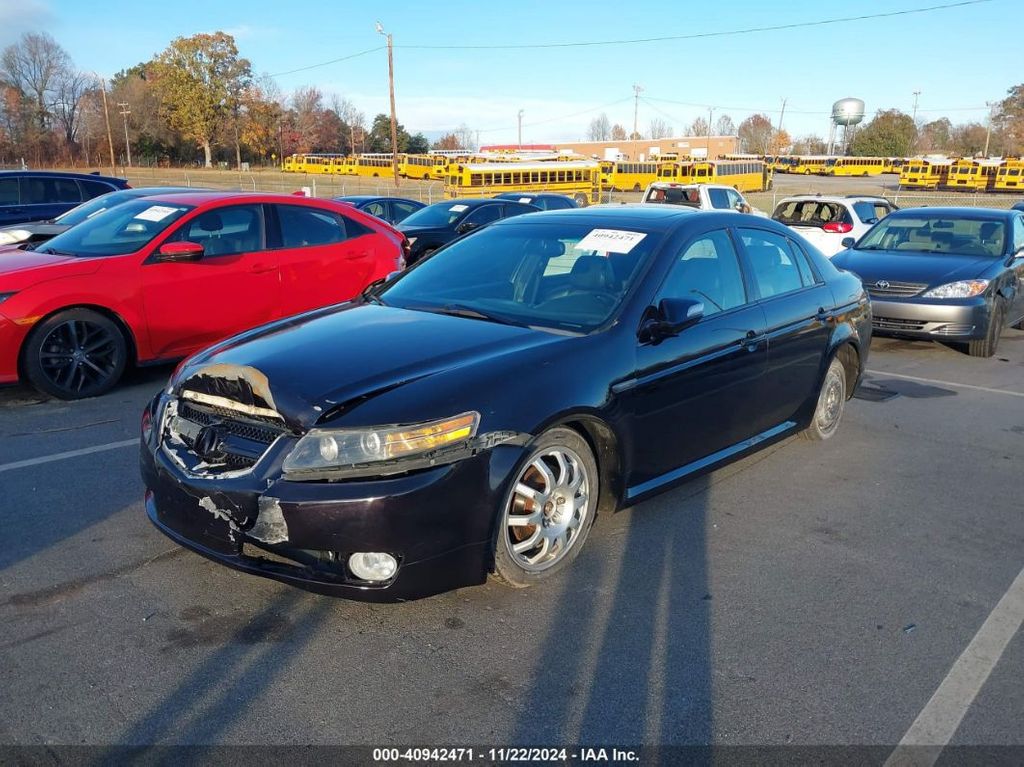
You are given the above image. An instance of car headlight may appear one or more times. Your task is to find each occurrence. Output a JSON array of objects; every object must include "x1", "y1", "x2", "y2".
[
  {"x1": 282, "y1": 411, "x2": 480, "y2": 478},
  {"x1": 921, "y1": 280, "x2": 989, "y2": 299},
  {"x1": 0, "y1": 230, "x2": 30, "y2": 245},
  {"x1": 0, "y1": 291, "x2": 16, "y2": 305}
]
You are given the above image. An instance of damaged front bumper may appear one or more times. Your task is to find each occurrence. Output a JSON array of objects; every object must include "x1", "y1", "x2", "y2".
[{"x1": 140, "y1": 394, "x2": 527, "y2": 601}]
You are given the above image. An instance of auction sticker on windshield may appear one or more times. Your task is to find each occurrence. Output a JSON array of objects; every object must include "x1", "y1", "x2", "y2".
[
  {"x1": 449, "y1": 204, "x2": 469, "y2": 212},
  {"x1": 134, "y1": 205, "x2": 182, "y2": 222},
  {"x1": 576, "y1": 229, "x2": 647, "y2": 254}
]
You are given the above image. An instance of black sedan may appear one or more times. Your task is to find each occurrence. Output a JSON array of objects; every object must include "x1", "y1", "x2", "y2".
[
  {"x1": 333, "y1": 195, "x2": 425, "y2": 226},
  {"x1": 832, "y1": 207, "x2": 1024, "y2": 357},
  {"x1": 494, "y1": 192, "x2": 578, "y2": 210},
  {"x1": 141, "y1": 207, "x2": 870, "y2": 601},
  {"x1": 0, "y1": 187, "x2": 201, "y2": 247},
  {"x1": 396, "y1": 197, "x2": 538, "y2": 265}
]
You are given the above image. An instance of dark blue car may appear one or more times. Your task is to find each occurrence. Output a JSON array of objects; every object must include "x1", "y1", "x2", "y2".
[
  {"x1": 0, "y1": 170, "x2": 129, "y2": 226},
  {"x1": 333, "y1": 196, "x2": 425, "y2": 226}
]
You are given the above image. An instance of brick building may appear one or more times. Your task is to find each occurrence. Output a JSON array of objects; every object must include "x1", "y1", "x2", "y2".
[{"x1": 553, "y1": 135, "x2": 738, "y2": 161}]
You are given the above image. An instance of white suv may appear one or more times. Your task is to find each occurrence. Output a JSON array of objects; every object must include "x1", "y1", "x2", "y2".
[
  {"x1": 641, "y1": 182, "x2": 768, "y2": 216},
  {"x1": 771, "y1": 195, "x2": 897, "y2": 256}
]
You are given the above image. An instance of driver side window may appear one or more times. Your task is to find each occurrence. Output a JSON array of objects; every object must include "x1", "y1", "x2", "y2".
[
  {"x1": 167, "y1": 205, "x2": 265, "y2": 257},
  {"x1": 657, "y1": 229, "x2": 747, "y2": 317},
  {"x1": 462, "y1": 205, "x2": 501, "y2": 228}
]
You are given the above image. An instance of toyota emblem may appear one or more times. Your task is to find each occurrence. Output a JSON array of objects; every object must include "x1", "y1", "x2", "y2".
[
  {"x1": 875, "y1": 280, "x2": 891, "y2": 290},
  {"x1": 194, "y1": 423, "x2": 228, "y2": 463}
]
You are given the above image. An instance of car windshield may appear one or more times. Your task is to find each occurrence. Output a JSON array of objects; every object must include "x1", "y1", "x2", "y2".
[
  {"x1": 53, "y1": 190, "x2": 136, "y2": 226},
  {"x1": 773, "y1": 200, "x2": 848, "y2": 227},
  {"x1": 399, "y1": 202, "x2": 471, "y2": 228},
  {"x1": 380, "y1": 221, "x2": 660, "y2": 332},
  {"x1": 36, "y1": 199, "x2": 194, "y2": 257},
  {"x1": 855, "y1": 215, "x2": 1006, "y2": 257}
]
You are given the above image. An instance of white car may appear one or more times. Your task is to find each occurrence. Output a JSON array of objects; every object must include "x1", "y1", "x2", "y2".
[
  {"x1": 639, "y1": 182, "x2": 768, "y2": 217},
  {"x1": 771, "y1": 194, "x2": 897, "y2": 257}
]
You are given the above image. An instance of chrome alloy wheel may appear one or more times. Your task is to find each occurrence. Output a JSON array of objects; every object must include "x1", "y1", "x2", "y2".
[{"x1": 504, "y1": 447, "x2": 590, "y2": 572}]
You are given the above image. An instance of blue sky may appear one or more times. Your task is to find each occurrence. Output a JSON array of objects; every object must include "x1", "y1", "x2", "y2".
[{"x1": 1, "y1": 0, "x2": 1015, "y2": 143}]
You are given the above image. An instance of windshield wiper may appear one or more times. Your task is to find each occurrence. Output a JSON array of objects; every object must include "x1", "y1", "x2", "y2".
[
  {"x1": 360, "y1": 278, "x2": 388, "y2": 306},
  {"x1": 425, "y1": 303, "x2": 525, "y2": 327}
]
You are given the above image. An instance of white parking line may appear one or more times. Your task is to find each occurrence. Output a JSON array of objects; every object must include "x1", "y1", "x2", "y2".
[
  {"x1": 0, "y1": 438, "x2": 139, "y2": 473},
  {"x1": 866, "y1": 369, "x2": 1024, "y2": 399},
  {"x1": 885, "y1": 565, "x2": 1024, "y2": 767}
]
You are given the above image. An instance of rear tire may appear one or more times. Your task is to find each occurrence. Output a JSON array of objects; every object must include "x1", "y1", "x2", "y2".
[
  {"x1": 968, "y1": 302, "x2": 1005, "y2": 357},
  {"x1": 23, "y1": 308, "x2": 128, "y2": 400},
  {"x1": 493, "y1": 427, "x2": 598, "y2": 589},
  {"x1": 802, "y1": 356, "x2": 847, "y2": 441}
]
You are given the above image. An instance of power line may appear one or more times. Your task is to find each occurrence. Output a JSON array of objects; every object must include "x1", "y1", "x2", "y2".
[
  {"x1": 397, "y1": 0, "x2": 990, "y2": 50},
  {"x1": 268, "y1": 45, "x2": 385, "y2": 77}
]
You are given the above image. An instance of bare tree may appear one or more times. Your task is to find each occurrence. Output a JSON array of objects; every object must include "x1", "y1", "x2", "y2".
[
  {"x1": 1, "y1": 31, "x2": 71, "y2": 133},
  {"x1": 688, "y1": 117, "x2": 709, "y2": 137},
  {"x1": 587, "y1": 113, "x2": 611, "y2": 141},
  {"x1": 648, "y1": 117, "x2": 672, "y2": 139},
  {"x1": 51, "y1": 68, "x2": 91, "y2": 160},
  {"x1": 610, "y1": 123, "x2": 627, "y2": 140},
  {"x1": 455, "y1": 123, "x2": 476, "y2": 151},
  {"x1": 714, "y1": 114, "x2": 736, "y2": 136}
]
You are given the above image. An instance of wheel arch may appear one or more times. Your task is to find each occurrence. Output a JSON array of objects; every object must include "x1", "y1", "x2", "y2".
[
  {"x1": 553, "y1": 413, "x2": 626, "y2": 516},
  {"x1": 17, "y1": 303, "x2": 139, "y2": 379}
]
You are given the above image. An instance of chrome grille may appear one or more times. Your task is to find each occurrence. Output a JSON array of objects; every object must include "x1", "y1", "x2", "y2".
[
  {"x1": 162, "y1": 398, "x2": 287, "y2": 475},
  {"x1": 873, "y1": 316, "x2": 926, "y2": 331},
  {"x1": 864, "y1": 280, "x2": 928, "y2": 298}
]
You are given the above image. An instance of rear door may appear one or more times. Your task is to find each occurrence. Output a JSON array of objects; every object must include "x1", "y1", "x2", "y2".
[
  {"x1": 141, "y1": 203, "x2": 279, "y2": 358},
  {"x1": 20, "y1": 175, "x2": 84, "y2": 222},
  {"x1": 0, "y1": 176, "x2": 21, "y2": 225},
  {"x1": 390, "y1": 199, "x2": 421, "y2": 224},
  {"x1": 736, "y1": 226, "x2": 834, "y2": 427},
  {"x1": 270, "y1": 203, "x2": 380, "y2": 317}
]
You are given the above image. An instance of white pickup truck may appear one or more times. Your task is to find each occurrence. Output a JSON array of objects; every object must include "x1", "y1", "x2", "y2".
[{"x1": 640, "y1": 182, "x2": 768, "y2": 217}]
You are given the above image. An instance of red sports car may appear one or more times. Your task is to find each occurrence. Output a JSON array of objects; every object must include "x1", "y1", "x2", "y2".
[{"x1": 0, "y1": 192, "x2": 404, "y2": 399}]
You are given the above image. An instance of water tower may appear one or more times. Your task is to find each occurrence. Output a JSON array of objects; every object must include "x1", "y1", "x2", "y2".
[{"x1": 827, "y1": 98, "x2": 865, "y2": 155}]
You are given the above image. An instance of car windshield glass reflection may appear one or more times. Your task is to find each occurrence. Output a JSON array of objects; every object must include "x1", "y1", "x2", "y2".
[
  {"x1": 381, "y1": 222, "x2": 660, "y2": 332},
  {"x1": 37, "y1": 200, "x2": 194, "y2": 258},
  {"x1": 856, "y1": 215, "x2": 1006, "y2": 257},
  {"x1": 399, "y1": 203, "x2": 471, "y2": 228}
]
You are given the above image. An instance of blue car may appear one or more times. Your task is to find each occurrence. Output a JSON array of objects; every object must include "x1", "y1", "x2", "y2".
[
  {"x1": 0, "y1": 170, "x2": 129, "y2": 226},
  {"x1": 333, "y1": 196, "x2": 425, "y2": 226}
]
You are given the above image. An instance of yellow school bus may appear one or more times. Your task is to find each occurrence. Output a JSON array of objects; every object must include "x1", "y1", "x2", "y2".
[
  {"x1": 343, "y1": 154, "x2": 396, "y2": 178},
  {"x1": 884, "y1": 157, "x2": 904, "y2": 174},
  {"x1": 599, "y1": 160, "x2": 661, "y2": 192},
  {"x1": 994, "y1": 159, "x2": 1024, "y2": 193},
  {"x1": 655, "y1": 160, "x2": 697, "y2": 183},
  {"x1": 787, "y1": 155, "x2": 830, "y2": 175},
  {"x1": 282, "y1": 153, "x2": 347, "y2": 174},
  {"x1": 400, "y1": 154, "x2": 445, "y2": 180},
  {"x1": 821, "y1": 156, "x2": 888, "y2": 176},
  {"x1": 444, "y1": 160, "x2": 601, "y2": 206},
  {"x1": 899, "y1": 158, "x2": 952, "y2": 190},
  {"x1": 946, "y1": 158, "x2": 1001, "y2": 191}
]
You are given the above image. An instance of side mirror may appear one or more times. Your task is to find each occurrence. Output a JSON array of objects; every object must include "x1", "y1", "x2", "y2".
[
  {"x1": 455, "y1": 221, "x2": 478, "y2": 235},
  {"x1": 156, "y1": 241, "x2": 203, "y2": 262},
  {"x1": 643, "y1": 297, "x2": 704, "y2": 341},
  {"x1": 841, "y1": 237, "x2": 856, "y2": 249}
]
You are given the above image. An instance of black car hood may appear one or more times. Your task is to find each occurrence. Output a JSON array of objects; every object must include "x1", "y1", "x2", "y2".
[
  {"x1": 176, "y1": 303, "x2": 564, "y2": 428},
  {"x1": 832, "y1": 248, "x2": 999, "y2": 285}
]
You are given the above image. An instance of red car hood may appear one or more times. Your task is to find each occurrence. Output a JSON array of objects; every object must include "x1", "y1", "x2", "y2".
[{"x1": 0, "y1": 249, "x2": 102, "y2": 286}]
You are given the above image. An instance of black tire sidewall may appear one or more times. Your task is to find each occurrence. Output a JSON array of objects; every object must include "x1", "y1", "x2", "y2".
[
  {"x1": 23, "y1": 309, "x2": 128, "y2": 399},
  {"x1": 804, "y1": 357, "x2": 846, "y2": 441},
  {"x1": 492, "y1": 426, "x2": 599, "y2": 588}
]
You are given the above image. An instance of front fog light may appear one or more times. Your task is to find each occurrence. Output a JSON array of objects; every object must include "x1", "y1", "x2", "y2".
[{"x1": 348, "y1": 552, "x2": 398, "y2": 582}]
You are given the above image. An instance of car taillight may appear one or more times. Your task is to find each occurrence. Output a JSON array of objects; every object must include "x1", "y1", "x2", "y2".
[{"x1": 822, "y1": 222, "x2": 853, "y2": 233}]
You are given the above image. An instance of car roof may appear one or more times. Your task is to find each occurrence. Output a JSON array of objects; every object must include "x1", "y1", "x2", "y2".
[
  {"x1": 0, "y1": 170, "x2": 126, "y2": 183},
  {"x1": 776, "y1": 195, "x2": 859, "y2": 204},
  {"x1": 886, "y1": 206, "x2": 1015, "y2": 220},
  {"x1": 429, "y1": 197, "x2": 530, "y2": 208},
  {"x1": 494, "y1": 192, "x2": 569, "y2": 200},
  {"x1": 129, "y1": 191, "x2": 344, "y2": 206},
  {"x1": 492, "y1": 204, "x2": 725, "y2": 232},
  {"x1": 335, "y1": 195, "x2": 422, "y2": 204}
]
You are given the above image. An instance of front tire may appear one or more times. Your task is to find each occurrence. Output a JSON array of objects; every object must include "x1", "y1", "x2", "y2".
[
  {"x1": 968, "y1": 302, "x2": 1005, "y2": 357},
  {"x1": 493, "y1": 427, "x2": 598, "y2": 588},
  {"x1": 23, "y1": 308, "x2": 128, "y2": 399},
  {"x1": 802, "y1": 356, "x2": 847, "y2": 441}
]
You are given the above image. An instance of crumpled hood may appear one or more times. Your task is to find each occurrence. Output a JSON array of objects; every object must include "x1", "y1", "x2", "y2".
[
  {"x1": 175, "y1": 303, "x2": 566, "y2": 429},
  {"x1": 831, "y1": 249, "x2": 999, "y2": 286}
]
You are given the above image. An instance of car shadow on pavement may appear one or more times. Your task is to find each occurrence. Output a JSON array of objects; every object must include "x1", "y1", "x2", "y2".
[{"x1": 511, "y1": 475, "x2": 712, "y2": 755}]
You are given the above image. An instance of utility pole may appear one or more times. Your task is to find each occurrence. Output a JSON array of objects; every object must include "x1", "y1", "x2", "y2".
[
  {"x1": 632, "y1": 83, "x2": 644, "y2": 140},
  {"x1": 517, "y1": 109, "x2": 524, "y2": 149},
  {"x1": 983, "y1": 101, "x2": 996, "y2": 157},
  {"x1": 117, "y1": 102, "x2": 132, "y2": 167},
  {"x1": 911, "y1": 91, "x2": 921, "y2": 124},
  {"x1": 99, "y1": 78, "x2": 115, "y2": 173},
  {"x1": 376, "y1": 22, "x2": 400, "y2": 186},
  {"x1": 775, "y1": 97, "x2": 788, "y2": 154},
  {"x1": 707, "y1": 107, "x2": 714, "y2": 156}
]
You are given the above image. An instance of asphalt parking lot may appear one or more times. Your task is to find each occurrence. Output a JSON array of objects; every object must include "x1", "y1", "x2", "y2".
[{"x1": 2, "y1": 331, "x2": 1022, "y2": 755}]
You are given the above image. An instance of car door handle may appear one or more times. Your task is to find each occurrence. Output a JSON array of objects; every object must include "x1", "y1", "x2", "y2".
[
  {"x1": 249, "y1": 261, "x2": 275, "y2": 274},
  {"x1": 740, "y1": 330, "x2": 765, "y2": 350},
  {"x1": 816, "y1": 307, "x2": 835, "y2": 323}
]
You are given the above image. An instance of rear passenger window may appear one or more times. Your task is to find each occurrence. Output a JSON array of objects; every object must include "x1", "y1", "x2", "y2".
[
  {"x1": 0, "y1": 178, "x2": 18, "y2": 204},
  {"x1": 739, "y1": 228, "x2": 807, "y2": 298},
  {"x1": 276, "y1": 205, "x2": 347, "y2": 248},
  {"x1": 80, "y1": 180, "x2": 116, "y2": 199},
  {"x1": 657, "y1": 229, "x2": 747, "y2": 317},
  {"x1": 707, "y1": 188, "x2": 731, "y2": 210},
  {"x1": 22, "y1": 177, "x2": 83, "y2": 205}
]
